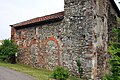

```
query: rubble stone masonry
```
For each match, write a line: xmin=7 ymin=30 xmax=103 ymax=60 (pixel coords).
xmin=11 ymin=0 xmax=118 ymax=79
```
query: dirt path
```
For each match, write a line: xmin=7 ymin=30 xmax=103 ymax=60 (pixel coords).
xmin=0 ymin=66 xmax=36 ymax=80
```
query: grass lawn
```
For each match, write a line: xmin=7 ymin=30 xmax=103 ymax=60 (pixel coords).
xmin=0 ymin=61 xmax=79 ymax=80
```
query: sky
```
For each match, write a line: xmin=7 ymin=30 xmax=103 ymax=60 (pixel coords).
xmin=114 ymin=0 xmax=120 ymax=10
xmin=0 ymin=0 xmax=64 ymax=40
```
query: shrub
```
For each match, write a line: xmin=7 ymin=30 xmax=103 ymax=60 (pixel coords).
xmin=52 ymin=66 xmax=69 ymax=80
xmin=0 ymin=39 xmax=18 ymax=63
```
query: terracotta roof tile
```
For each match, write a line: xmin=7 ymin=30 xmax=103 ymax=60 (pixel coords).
xmin=11 ymin=11 xmax=64 ymax=27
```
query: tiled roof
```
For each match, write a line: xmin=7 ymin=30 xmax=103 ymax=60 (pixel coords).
xmin=11 ymin=11 xmax=64 ymax=27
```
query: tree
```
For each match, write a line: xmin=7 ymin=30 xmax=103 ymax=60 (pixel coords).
xmin=0 ymin=39 xmax=18 ymax=63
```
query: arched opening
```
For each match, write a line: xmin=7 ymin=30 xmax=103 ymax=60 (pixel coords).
xmin=42 ymin=36 xmax=60 ymax=69
xmin=29 ymin=39 xmax=40 ymax=66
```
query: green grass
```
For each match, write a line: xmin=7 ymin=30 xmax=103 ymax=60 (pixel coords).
xmin=0 ymin=61 xmax=79 ymax=80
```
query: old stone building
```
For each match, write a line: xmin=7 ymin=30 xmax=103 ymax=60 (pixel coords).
xmin=11 ymin=0 xmax=120 ymax=79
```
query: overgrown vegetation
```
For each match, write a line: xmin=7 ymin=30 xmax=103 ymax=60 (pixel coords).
xmin=0 ymin=39 xmax=18 ymax=63
xmin=76 ymin=59 xmax=83 ymax=79
xmin=52 ymin=66 xmax=69 ymax=80
xmin=104 ymin=28 xmax=120 ymax=80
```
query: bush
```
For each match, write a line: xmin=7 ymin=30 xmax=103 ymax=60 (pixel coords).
xmin=0 ymin=39 xmax=18 ymax=63
xmin=104 ymin=29 xmax=120 ymax=80
xmin=52 ymin=66 xmax=69 ymax=80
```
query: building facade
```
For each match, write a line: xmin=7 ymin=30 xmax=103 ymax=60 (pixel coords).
xmin=11 ymin=0 xmax=119 ymax=79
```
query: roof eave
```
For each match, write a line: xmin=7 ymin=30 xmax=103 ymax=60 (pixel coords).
xmin=110 ymin=0 xmax=120 ymax=18
xmin=10 ymin=11 xmax=64 ymax=28
xmin=11 ymin=16 xmax=64 ymax=28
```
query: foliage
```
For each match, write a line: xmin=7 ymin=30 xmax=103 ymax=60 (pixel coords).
xmin=52 ymin=66 xmax=69 ymax=80
xmin=76 ymin=59 xmax=83 ymax=79
xmin=0 ymin=39 xmax=18 ymax=63
xmin=104 ymin=29 xmax=120 ymax=80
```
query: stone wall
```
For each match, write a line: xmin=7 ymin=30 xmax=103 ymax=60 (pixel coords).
xmin=13 ymin=21 xmax=61 ymax=68
xmin=64 ymin=0 xmax=117 ymax=79
xmin=64 ymin=0 xmax=96 ymax=78
xmin=11 ymin=0 xmax=118 ymax=79
xmin=13 ymin=19 xmax=82 ymax=74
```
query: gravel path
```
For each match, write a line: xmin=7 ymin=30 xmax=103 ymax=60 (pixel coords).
xmin=0 ymin=66 xmax=36 ymax=80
